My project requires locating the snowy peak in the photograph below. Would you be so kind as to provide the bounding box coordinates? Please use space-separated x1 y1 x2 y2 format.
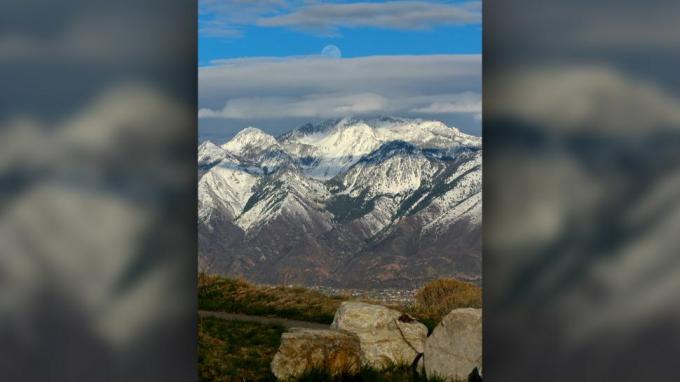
222 127 279 157
220 127 295 173
278 119 342 141
198 140 240 173
282 117 480 151
199 139 221 151
276 117 479 180
279 120 382 179
198 140 226 164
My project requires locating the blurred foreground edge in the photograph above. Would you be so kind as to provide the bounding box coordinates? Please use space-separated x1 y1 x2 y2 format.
484 0 680 380
0 1 197 381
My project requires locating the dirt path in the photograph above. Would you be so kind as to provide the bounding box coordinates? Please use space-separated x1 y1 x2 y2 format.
198 310 330 330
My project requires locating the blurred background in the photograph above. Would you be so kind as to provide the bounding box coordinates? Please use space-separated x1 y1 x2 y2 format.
484 0 680 380
0 0 197 381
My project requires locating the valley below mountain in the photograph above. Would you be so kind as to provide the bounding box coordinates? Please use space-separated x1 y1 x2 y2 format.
199 117 481 288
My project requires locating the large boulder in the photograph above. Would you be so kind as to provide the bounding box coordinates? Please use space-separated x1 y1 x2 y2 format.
424 308 482 381
330 301 428 368
271 328 362 380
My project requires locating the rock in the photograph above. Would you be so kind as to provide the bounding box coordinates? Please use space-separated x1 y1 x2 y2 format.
424 308 482 381
270 328 362 380
330 301 428 368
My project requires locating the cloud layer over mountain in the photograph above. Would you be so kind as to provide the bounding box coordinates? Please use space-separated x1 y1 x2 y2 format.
199 55 481 140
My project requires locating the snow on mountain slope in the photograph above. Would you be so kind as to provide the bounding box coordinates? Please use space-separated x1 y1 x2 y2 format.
355 197 401 237
323 141 440 236
338 141 439 197
419 151 482 234
370 118 481 149
236 168 332 234
282 119 382 179
327 141 481 239
198 160 259 227
199 140 235 168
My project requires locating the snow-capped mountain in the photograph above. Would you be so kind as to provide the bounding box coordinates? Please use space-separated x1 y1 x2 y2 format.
198 117 481 288
278 117 480 180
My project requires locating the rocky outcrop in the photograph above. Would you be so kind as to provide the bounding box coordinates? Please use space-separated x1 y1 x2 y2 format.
270 328 362 380
330 301 428 368
424 308 482 381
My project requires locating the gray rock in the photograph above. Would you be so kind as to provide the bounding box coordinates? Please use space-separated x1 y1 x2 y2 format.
271 328 362 380
331 301 428 368
424 308 482 381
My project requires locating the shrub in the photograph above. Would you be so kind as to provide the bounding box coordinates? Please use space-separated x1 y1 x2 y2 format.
412 278 481 326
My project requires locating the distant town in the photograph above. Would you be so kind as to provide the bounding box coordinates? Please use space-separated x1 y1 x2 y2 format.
308 285 419 305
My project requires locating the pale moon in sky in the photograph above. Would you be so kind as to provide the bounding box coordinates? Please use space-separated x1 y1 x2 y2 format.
321 45 342 59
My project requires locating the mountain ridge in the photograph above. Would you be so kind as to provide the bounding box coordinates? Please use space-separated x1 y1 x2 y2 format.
199 117 481 288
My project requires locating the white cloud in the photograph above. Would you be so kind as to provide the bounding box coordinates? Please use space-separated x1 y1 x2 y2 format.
199 19 243 38
199 93 388 119
198 55 481 121
256 1 481 34
199 0 288 39
200 0 481 39
412 91 481 113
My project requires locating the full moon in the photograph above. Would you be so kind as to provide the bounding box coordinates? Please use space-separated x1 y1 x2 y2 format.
321 45 342 59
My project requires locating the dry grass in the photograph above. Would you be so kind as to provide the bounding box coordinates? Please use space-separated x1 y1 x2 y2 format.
199 273 344 324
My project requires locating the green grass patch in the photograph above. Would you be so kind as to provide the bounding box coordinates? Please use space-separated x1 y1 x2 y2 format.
289 363 457 382
198 316 283 382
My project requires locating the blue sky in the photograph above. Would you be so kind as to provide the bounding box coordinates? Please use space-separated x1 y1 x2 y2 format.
199 24 481 64
198 0 482 141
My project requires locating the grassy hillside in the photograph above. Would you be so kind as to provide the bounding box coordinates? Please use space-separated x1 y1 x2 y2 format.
199 274 345 324
199 274 481 330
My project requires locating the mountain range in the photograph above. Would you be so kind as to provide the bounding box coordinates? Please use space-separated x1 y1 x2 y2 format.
198 117 481 288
